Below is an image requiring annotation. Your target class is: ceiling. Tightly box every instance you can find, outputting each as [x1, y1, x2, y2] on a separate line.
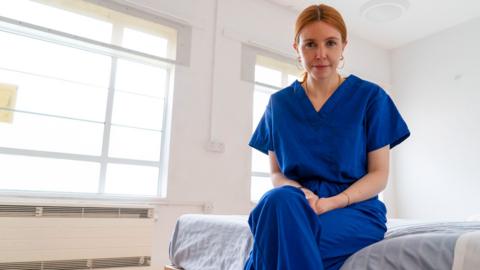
[265, 0, 480, 49]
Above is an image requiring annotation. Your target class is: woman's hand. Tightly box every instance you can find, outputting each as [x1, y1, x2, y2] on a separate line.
[299, 187, 325, 214]
[298, 187, 320, 213]
[299, 187, 350, 215]
[299, 187, 349, 215]
[314, 197, 337, 215]
[298, 187, 315, 199]
[306, 194, 320, 213]
[314, 193, 351, 214]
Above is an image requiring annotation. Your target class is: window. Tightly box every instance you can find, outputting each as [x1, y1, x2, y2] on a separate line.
[250, 54, 300, 202]
[0, 0, 189, 198]
[0, 0, 177, 59]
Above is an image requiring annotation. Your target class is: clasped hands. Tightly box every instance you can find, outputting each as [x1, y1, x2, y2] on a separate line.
[299, 187, 341, 215]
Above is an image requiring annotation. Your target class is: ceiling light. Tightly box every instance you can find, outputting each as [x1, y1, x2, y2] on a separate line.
[360, 0, 410, 23]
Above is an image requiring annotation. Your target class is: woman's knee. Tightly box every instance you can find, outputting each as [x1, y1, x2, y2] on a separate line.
[259, 186, 302, 208]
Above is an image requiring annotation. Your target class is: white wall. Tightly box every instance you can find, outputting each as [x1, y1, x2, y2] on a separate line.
[110, 0, 392, 267]
[391, 17, 480, 220]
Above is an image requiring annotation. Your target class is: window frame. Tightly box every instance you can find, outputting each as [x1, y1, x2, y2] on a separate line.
[0, 0, 191, 201]
[242, 44, 300, 202]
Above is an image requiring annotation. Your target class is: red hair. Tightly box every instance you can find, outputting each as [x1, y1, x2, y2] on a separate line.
[294, 4, 347, 82]
[294, 4, 347, 45]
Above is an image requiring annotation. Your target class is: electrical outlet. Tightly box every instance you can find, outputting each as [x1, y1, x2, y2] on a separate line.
[203, 202, 213, 213]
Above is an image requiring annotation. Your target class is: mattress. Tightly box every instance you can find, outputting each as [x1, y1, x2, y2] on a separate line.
[169, 214, 252, 270]
[341, 221, 480, 270]
[168, 214, 480, 270]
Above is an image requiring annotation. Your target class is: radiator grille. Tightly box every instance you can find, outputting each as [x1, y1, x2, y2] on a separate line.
[44, 259, 89, 270]
[0, 205, 153, 218]
[0, 256, 150, 270]
[0, 205, 37, 217]
[92, 257, 149, 268]
[0, 256, 151, 270]
[0, 261, 41, 270]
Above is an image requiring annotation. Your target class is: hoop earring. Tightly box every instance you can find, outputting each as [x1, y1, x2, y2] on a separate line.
[337, 55, 345, 70]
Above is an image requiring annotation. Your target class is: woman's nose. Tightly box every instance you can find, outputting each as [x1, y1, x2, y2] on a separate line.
[315, 46, 327, 59]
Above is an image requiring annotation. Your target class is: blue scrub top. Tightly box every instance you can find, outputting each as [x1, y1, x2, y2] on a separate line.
[249, 75, 410, 185]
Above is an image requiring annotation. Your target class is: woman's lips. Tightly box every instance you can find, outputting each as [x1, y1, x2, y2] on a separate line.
[312, 64, 330, 69]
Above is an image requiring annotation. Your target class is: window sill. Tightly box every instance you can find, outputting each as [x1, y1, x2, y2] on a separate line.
[0, 191, 211, 211]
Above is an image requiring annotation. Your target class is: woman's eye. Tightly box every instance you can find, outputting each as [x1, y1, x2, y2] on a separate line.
[305, 42, 316, 48]
[326, 40, 337, 47]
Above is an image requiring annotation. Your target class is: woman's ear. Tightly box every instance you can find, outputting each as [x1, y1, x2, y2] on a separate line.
[293, 43, 298, 53]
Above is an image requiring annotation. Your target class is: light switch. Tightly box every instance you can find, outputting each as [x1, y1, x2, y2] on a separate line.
[0, 83, 18, 123]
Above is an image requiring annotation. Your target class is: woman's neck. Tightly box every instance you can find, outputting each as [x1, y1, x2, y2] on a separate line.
[304, 73, 342, 98]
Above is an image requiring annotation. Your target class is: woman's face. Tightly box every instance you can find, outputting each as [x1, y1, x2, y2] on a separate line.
[295, 21, 346, 81]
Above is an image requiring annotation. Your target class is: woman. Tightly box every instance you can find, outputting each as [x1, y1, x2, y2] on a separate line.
[245, 4, 410, 270]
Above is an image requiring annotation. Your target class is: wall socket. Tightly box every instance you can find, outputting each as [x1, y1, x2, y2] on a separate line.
[203, 202, 214, 213]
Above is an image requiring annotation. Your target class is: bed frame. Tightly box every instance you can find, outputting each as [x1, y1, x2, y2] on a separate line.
[164, 265, 183, 270]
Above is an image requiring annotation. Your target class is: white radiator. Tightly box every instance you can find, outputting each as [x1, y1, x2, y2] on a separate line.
[0, 204, 154, 269]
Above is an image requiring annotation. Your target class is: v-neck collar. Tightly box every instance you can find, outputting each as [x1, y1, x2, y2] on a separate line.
[293, 75, 354, 119]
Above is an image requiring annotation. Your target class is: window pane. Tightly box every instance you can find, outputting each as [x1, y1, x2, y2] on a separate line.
[112, 92, 164, 131]
[0, 154, 99, 193]
[288, 74, 300, 85]
[252, 85, 275, 173]
[108, 126, 161, 161]
[115, 59, 167, 98]
[379, 192, 384, 202]
[252, 87, 273, 129]
[251, 150, 270, 173]
[0, 31, 112, 87]
[123, 28, 168, 58]
[255, 65, 282, 87]
[105, 163, 158, 196]
[0, 69, 107, 122]
[0, 111, 104, 155]
[0, 0, 176, 199]
[251, 176, 273, 202]
[0, 0, 112, 43]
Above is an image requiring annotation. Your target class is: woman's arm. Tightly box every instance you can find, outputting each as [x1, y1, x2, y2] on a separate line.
[316, 145, 390, 214]
[269, 151, 302, 188]
[269, 151, 320, 211]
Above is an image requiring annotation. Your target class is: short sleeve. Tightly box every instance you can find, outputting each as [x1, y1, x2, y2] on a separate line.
[249, 99, 274, 155]
[366, 91, 410, 152]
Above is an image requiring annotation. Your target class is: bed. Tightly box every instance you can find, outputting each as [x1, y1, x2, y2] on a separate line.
[166, 214, 480, 270]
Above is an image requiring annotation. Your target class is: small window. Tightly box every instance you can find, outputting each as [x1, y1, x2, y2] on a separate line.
[250, 54, 300, 202]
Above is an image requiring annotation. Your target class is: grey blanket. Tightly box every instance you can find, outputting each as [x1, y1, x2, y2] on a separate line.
[340, 222, 480, 270]
[169, 215, 480, 270]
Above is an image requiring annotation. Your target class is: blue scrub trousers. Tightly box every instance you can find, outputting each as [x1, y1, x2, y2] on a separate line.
[244, 182, 387, 270]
